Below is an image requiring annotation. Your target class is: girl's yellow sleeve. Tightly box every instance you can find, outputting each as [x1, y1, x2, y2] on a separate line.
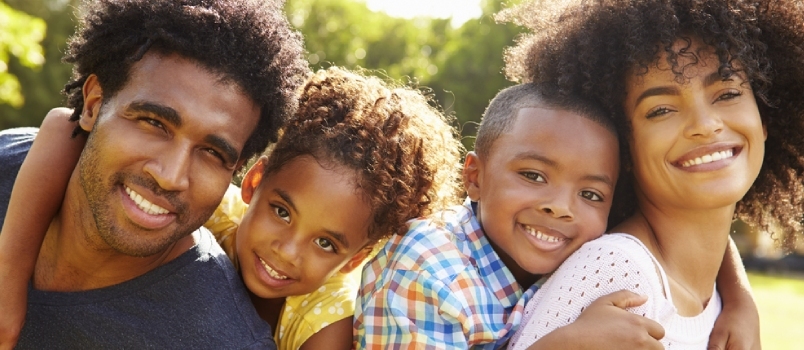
[203, 183, 248, 270]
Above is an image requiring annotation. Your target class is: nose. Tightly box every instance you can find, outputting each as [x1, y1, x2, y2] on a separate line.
[143, 143, 191, 192]
[271, 232, 302, 267]
[538, 188, 574, 220]
[684, 103, 723, 139]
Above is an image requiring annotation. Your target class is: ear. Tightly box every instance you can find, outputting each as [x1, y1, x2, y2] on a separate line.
[79, 75, 103, 132]
[762, 123, 768, 141]
[339, 246, 372, 274]
[240, 156, 269, 204]
[463, 151, 483, 201]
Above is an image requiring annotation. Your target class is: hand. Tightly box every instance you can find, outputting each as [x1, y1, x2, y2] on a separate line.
[0, 259, 28, 350]
[567, 290, 664, 350]
[707, 295, 761, 350]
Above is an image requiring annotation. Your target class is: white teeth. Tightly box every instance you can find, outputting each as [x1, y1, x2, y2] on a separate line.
[125, 186, 169, 215]
[681, 149, 734, 168]
[259, 258, 288, 280]
[524, 225, 563, 243]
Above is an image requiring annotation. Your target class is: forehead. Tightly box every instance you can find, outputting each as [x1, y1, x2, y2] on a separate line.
[263, 156, 373, 241]
[113, 52, 260, 148]
[629, 39, 725, 84]
[490, 107, 619, 173]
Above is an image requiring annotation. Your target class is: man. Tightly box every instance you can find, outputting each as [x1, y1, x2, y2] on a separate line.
[0, 0, 308, 348]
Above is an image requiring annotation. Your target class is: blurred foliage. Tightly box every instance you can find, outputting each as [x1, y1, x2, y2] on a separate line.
[0, 0, 76, 130]
[1, 0, 525, 149]
[287, 0, 525, 147]
[0, 2, 46, 108]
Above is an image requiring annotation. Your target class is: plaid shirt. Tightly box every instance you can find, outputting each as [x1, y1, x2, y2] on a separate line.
[354, 198, 539, 349]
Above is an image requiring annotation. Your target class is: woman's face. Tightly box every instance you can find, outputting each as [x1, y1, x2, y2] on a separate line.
[623, 41, 766, 211]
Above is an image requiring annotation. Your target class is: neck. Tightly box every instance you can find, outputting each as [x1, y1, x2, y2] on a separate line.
[249, 291, 285, 330]
[615, 193, 732, 313]
[33, 175, 191, 292]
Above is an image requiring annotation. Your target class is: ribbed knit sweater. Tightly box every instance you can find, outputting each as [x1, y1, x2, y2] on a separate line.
[509, 233, 721, 350]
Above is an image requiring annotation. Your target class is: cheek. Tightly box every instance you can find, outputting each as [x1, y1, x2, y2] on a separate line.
[189, 166, 233, 210]
[579, 209, 608, 241]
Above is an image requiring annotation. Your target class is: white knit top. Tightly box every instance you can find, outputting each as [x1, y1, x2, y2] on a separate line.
[508, 233, 721, 350]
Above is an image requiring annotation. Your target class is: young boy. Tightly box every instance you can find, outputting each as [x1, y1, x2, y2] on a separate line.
[354, 83, 626, 349]
[354, 83, 755, 349]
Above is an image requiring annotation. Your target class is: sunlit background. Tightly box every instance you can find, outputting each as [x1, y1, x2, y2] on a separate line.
[1, 1, 802, 348]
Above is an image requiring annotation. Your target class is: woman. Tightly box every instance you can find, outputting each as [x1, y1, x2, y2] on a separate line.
[501, 0, 804, 349]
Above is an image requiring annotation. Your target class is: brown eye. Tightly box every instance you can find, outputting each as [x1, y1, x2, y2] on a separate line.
[580, 190, 603, 202]
[315, 237, 336, 253]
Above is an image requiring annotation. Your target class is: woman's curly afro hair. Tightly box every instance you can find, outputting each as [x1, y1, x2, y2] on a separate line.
[263, 67, 464, 242]
[499, 0, 804, 250]
[63, 0, 309, 161]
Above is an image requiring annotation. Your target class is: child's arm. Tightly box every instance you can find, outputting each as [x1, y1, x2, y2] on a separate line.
[523, 290, 664, 350]
[299, 318, 352, 350]
[708, 237, 761, 350]
[0, 108, 83, 349]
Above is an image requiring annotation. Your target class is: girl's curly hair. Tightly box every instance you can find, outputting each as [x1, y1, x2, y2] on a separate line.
[63, 0, 308, 161]
[499, 0, 804, 250]
[263, 67, 464, 242]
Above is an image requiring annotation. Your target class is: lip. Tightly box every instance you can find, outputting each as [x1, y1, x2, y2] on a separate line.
[119, 185, 176, 230]
[253, 253, 295, 289]
[672, 143, 742, 172]
[519, 223, 569, 253]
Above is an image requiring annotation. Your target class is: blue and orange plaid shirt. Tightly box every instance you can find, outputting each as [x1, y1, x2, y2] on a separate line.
[354, 198, 539, 349]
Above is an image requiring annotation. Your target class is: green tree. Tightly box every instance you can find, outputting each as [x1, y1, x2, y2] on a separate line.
[287, 0, 524, 147]
[0, 2, 46, 108]
[0, 0, 76, 130]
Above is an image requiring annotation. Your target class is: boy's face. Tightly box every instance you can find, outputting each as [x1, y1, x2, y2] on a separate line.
[236, 155, 373, 299]
[464, 107, 619, 282]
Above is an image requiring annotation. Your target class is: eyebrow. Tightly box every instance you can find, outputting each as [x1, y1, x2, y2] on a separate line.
[129, 101, 239, 164]
[514, 151, 614, 188]
[129, 101, 182, 127]
[204, 134, 239, 166]
[633, 71, 730, 108]
[513, 151, 557, 167]
[582, 174, 615, 189]
[274, 189, 351, 250]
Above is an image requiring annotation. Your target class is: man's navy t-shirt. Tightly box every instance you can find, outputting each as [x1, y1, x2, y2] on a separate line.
[0, 128, 276, 349]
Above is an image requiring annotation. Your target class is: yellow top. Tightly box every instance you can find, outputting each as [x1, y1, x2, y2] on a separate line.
[203, 184, 362, 350]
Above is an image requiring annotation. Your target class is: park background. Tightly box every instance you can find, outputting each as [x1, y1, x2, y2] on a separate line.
[1, 0, 802, 348]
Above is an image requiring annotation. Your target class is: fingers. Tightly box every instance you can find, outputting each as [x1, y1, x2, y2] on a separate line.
[596, 290, 649, 309]
[644, 318, 665, 341]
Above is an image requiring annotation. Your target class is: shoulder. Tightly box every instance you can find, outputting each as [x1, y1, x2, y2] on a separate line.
[171, 229, 275, 346]
[546, 233, 664, 297]
[203, 183, 245, 267]
[511, 234, 667, 349]
[0, 127, 36, 164]
[280, 272, 358, 346]
[367, 205, 479, 284]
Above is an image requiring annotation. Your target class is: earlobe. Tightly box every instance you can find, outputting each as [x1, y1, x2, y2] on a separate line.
[340, 246, 372, 273]
[463, 152, 483, 201]
[80, 75, 103, 132]
[240, 156, 269, 204]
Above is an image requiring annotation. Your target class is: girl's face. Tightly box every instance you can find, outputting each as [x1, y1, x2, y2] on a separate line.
[235, 155, 373, 299]
[623, 40, 766, 211]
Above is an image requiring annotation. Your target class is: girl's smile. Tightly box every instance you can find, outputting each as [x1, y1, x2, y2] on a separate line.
[236, 155, 373, 299]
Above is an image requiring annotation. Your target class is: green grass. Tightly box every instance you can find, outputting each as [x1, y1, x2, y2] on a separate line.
[747, 272, 804, 350]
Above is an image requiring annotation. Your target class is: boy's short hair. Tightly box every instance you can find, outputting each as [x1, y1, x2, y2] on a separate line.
[474, 83, 615, 159]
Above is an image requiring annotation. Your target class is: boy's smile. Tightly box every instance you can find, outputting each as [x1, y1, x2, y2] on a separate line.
[464, 107, 619, 286]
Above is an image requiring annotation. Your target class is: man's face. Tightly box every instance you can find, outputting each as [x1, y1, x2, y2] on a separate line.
[77, 52, 260, 257]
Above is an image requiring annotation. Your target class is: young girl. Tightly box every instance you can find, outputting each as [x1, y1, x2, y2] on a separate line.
[501, 0, 804, 349]
[0, 67, 465, 350]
